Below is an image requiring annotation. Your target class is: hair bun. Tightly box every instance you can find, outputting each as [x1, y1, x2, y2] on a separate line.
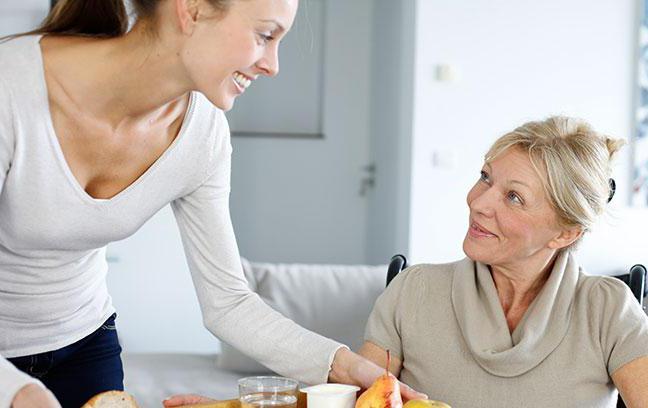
[605, 137, 626, 159]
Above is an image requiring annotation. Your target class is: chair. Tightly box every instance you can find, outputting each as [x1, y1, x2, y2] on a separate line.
[614, 264, 647, 408]
[613, 264, 647, 309]
[386, 254, 407, 287]
[385, 255, 647, 408]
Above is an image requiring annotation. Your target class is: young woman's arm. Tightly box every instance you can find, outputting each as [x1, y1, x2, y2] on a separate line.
[170, 112, 343, 385]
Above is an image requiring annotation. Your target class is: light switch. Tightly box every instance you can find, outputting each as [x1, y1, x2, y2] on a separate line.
[431, 150, 456, 169]
[435, 64, 457, 82]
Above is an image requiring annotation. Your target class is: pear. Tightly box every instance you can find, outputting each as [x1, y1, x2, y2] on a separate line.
[403, 400, 451, 408]
[355, 350, 403, 408]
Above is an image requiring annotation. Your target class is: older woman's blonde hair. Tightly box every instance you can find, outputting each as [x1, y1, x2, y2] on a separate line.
[486, 116, 625, 238]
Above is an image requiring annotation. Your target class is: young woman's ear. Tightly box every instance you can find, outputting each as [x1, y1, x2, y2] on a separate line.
[548, 227, 583, 250]
[174, 0, 200, 35]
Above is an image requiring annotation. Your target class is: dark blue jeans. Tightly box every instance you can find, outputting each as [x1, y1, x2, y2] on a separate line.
[8, 313, 124, 408]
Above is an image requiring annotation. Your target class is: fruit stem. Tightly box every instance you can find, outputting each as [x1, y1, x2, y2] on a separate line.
[386, 350, 391, 375]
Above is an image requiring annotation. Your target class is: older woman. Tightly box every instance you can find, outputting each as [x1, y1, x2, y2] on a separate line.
[359, 116, 648, 408]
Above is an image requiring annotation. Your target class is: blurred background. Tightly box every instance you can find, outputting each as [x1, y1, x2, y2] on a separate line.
[2, 0, 647, 354]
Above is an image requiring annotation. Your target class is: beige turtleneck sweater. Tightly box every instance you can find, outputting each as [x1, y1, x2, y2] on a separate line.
[365, 251, 648, 408]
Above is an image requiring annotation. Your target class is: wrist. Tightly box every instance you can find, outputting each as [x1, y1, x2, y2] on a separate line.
[328, 346, 356, 384]
[328, 347, 383, 388]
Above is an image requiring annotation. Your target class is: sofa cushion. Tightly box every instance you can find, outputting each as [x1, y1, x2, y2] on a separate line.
[216, 258, 388, 373]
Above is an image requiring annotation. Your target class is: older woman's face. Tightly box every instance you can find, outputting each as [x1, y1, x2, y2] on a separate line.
[462, 148, 566, 268]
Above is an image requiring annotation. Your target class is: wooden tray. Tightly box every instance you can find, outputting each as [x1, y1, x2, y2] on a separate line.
[178, 392, 307, 408]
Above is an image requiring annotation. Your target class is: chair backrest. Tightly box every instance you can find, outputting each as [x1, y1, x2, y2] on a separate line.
[386, 254, 407, 287]
[614, 266, 647, 408]
[613, 264, 647, 308]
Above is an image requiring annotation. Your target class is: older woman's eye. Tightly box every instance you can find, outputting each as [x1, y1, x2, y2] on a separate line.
[479, 170, 490, 182]
[507, 191, 523, 205]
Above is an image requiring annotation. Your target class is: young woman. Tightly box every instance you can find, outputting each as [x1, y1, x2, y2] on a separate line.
[0, 1, 426, 407]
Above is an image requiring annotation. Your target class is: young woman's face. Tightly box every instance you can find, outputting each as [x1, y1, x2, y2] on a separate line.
[462, 148, 568, 269]
[181, 0, 298, 111]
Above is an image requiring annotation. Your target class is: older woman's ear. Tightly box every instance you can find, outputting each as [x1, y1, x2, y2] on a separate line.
[548, 227, 583, 250]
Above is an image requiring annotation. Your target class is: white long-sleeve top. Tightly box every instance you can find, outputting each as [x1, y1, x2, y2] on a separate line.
[0, 35, 343, 407]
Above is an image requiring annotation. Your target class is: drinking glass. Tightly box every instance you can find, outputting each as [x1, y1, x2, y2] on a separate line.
[238, 376, 299, 408]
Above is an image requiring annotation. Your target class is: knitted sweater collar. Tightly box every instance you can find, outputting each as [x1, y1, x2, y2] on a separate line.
[451, 251, 578, 377]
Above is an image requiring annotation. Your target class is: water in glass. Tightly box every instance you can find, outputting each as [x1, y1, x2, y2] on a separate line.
[240, 392, 297, 408]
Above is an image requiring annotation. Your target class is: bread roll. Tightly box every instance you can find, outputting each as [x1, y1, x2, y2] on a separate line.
[82, 391, 139, 408]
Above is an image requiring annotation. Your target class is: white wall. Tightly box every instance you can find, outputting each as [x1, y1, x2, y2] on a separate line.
[408, 0, 643, 272]
[576, 208, 648, 275]
[0, 0, 49, 37]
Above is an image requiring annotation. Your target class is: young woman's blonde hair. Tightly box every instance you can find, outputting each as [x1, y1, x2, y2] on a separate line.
[485, 116, 625, 238]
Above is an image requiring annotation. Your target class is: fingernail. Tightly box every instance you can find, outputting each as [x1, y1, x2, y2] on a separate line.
[163, 397, 171, 401]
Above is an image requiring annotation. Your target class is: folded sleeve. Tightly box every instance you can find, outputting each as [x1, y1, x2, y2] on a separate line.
[0, 357, 43, 408]
[171, 114, 343, 385]
[594, 277, 648, 376]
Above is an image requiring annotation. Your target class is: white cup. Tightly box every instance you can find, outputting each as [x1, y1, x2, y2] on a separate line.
[301, 383, 361, 408]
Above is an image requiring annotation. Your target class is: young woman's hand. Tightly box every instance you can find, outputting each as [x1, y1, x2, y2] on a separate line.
[12, 384, 61, 408]
[163, 394, 216, 407]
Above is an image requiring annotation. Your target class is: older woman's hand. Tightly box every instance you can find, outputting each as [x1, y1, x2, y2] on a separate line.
[330, 346, 428, 402]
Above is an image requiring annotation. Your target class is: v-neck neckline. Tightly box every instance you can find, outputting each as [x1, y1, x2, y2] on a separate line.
[34, 35, 196, 206]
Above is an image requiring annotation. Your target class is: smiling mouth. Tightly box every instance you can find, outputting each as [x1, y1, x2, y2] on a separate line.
[232, 71, 252, 90]
[469, 220, 497, 238]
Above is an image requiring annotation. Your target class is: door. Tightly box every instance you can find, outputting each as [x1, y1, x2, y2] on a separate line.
[228, 0, 375, 264]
